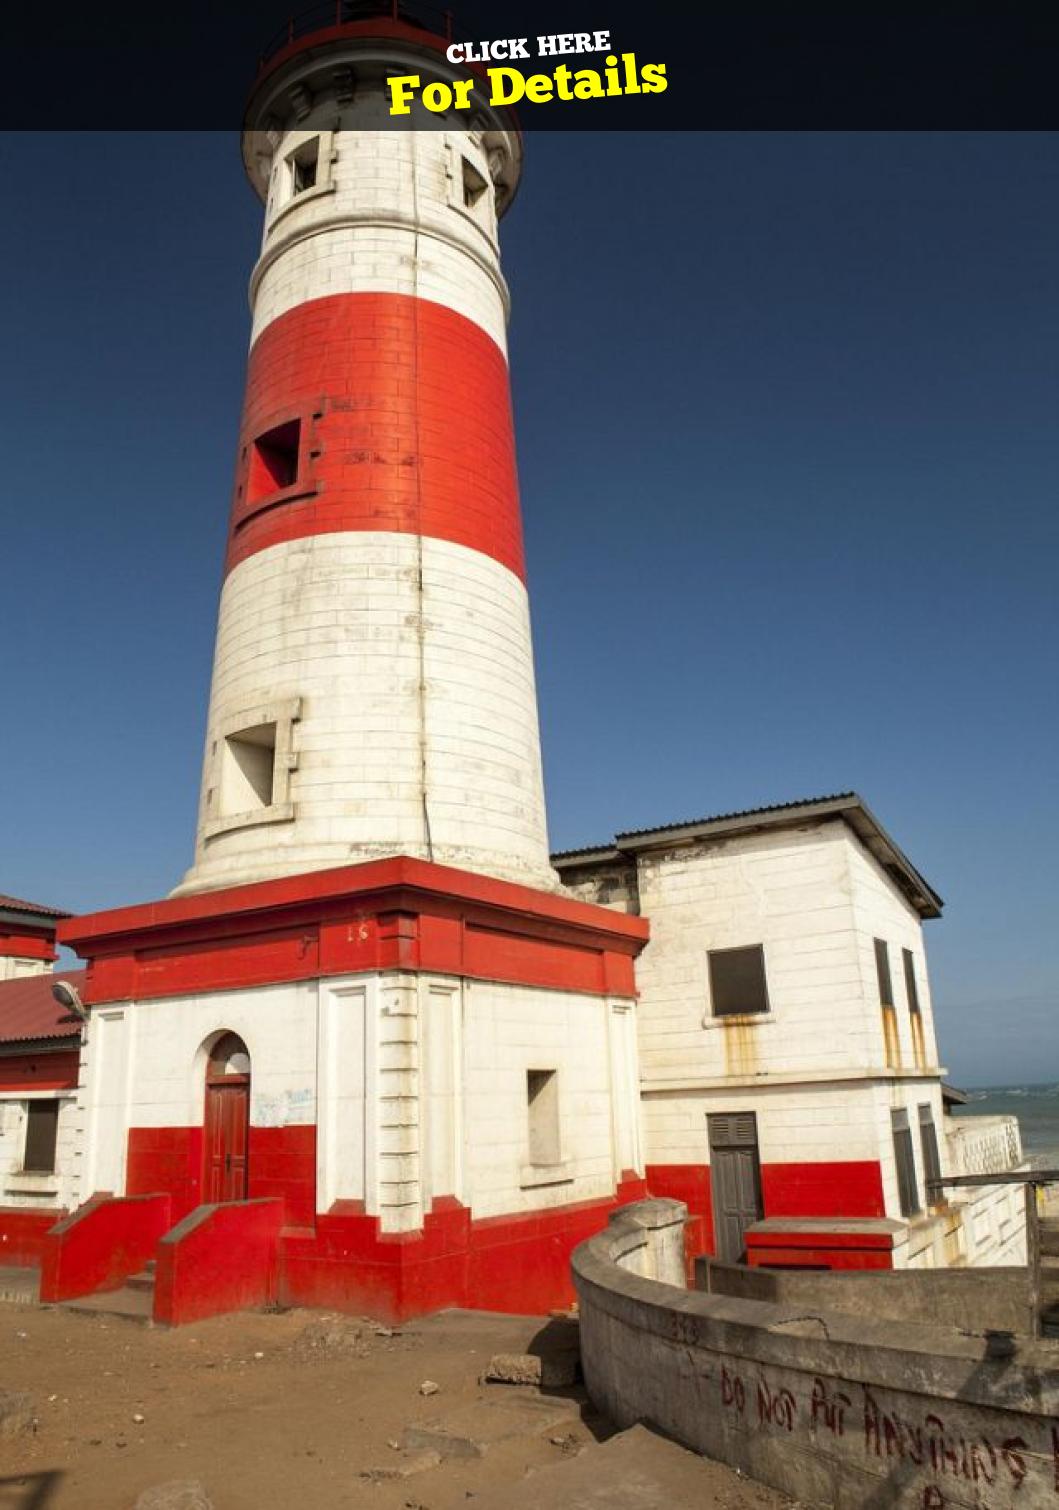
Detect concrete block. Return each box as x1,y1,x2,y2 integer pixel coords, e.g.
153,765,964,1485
481,1351,578,1388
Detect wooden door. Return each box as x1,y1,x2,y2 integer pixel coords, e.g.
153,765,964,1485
204,1082,250,1203
708,1112,764,1264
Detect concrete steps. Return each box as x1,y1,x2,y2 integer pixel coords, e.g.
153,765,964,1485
61,1278,155,1325
0,1266,39,1305
125,1260,157,1294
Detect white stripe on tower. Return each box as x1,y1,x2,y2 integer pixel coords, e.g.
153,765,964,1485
175,48,557,897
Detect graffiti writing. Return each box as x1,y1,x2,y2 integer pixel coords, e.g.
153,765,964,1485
720,1364,746,1416
757,1377,796,1433
863,1390,1026,1490
810,1377,851,1439
714,1365,1059,1501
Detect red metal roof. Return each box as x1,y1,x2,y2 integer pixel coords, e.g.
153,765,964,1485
0,894,71,919
0,970,85,1045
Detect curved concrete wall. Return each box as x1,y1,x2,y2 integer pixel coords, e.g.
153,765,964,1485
573,1200,1059,1508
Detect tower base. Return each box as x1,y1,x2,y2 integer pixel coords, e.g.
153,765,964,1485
52,858,650,1323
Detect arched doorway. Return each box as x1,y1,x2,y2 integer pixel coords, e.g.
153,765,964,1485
203,1032,251,1203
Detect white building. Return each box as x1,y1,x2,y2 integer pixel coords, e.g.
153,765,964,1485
0,898,83,1265
555,793,1025,1270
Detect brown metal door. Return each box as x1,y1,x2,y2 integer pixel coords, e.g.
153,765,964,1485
204,1083,250,1203
708,1112,764,1263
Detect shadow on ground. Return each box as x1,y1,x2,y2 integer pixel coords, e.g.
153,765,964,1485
0,1472,63,1510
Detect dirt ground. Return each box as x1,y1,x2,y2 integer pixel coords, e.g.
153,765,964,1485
0,1301,790,1510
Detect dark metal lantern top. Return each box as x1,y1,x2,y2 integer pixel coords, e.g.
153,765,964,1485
258,1,455,71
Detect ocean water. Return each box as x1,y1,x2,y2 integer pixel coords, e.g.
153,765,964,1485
951,1083,1059,1170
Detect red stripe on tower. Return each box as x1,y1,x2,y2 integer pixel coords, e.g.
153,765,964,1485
228,294,524,579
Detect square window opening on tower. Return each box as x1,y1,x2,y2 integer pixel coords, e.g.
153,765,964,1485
220,723,277,816
708,944,769,1017
247,419,300,502
526,1068,561,1166
462,156,489,209
289,137,320,196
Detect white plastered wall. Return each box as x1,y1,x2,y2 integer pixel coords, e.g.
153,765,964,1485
632,822,893,1091
252,129,508,352
0,957,51,982
642,1078,890,1174
0,1089,79,1211
179,535,555,894
845,834,942,1074
77,971,643,1234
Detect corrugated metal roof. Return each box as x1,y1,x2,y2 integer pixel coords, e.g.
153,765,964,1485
551,793,857,859
0,969,85,1045
0,894,71,919
612,792,858,844
551,792,943,919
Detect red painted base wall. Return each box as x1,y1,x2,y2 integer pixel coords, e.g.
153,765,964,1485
280,1175,649,1324
646,1159,889,1268
0,1207,63,1267
126,1125,317,1230
127,1128,204,1223
120,1119,650,1322
120,1124,896,1311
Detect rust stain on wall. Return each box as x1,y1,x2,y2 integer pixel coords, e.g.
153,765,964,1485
910,1011,926,1070
881,1006,901,1069
723,1018,758,1078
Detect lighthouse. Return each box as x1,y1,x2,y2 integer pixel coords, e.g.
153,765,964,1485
42,10,649,1325
176,18,554,898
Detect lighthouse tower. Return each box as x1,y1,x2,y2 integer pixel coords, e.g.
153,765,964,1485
176,20,552,897
46,11,649,1326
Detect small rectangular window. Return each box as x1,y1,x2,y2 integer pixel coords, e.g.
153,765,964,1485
874,938,894,1007
289,136,319,196
903,949,920,1014
462,156,489,209
891,1108,921,1218
918,1104,942,1197
708,945,769,1018
220,723,277,816
23,1100,59,1173
526,1068,561,1166
247,419,300,503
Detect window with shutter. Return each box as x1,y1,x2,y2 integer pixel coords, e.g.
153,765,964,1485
903,949,921,1014
918,1104,942,1197
708,945,769,1018
23,1100,59,1173
875,939,894,1007
891,1108,921,1218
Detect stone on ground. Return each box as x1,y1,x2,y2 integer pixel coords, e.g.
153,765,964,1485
360,1449,442,1481
0,1390,35,1438
133,1480,214,1510
483,1351,578,1387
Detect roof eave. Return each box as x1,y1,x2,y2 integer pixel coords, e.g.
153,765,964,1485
0,1033,81,1052
552,795,943,920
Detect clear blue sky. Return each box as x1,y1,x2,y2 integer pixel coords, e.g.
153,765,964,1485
1,133,1055,1085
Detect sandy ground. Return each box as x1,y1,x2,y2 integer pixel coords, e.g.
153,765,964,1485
0,1301,790,1510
